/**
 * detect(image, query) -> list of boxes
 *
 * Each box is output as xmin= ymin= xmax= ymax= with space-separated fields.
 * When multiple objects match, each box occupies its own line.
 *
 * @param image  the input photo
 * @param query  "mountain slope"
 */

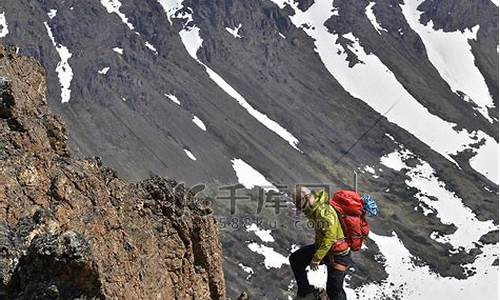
xmin=0 ymin=0 xmax=498 ymax=299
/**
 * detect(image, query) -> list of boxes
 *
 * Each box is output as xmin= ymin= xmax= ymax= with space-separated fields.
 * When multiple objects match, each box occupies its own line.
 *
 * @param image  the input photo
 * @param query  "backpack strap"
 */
xmin=332 ymin=263 xmax=348 ymax=272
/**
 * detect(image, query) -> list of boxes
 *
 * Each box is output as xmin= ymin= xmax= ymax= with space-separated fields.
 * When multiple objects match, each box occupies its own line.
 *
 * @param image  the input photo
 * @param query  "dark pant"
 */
xmin=289 ymin=244 xmax=352 ymax=299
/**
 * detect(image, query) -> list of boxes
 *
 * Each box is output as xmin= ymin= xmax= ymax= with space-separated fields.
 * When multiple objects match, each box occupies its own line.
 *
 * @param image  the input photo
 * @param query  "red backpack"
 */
xmin=329 ymin=190 xmax=369 ymax=251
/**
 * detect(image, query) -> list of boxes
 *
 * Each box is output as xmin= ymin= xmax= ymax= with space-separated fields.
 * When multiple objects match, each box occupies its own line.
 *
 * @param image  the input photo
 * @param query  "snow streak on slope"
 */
xmin=100 ymin=0 xmax=135 ymax=31
xmin=231 ymin=158 xmax=277 ymax=190
xmin=165 ymin=93 xmax=181 ymax=105
xmin=401 ymin=0 xmax=495 ymax=123
xmin=226 ymin=24 xmax=243 ymax=38
xmin=267 ymin=0 xmax=498 ymax=183
xmin=44 ymin=19 xmax=73 ymax=103
xmin=184 ymin=148 xmax=197 ymax=160
xmin=365 ymin=2 xmax=387 ymax=35
xmin=345 ymin=232 xmax=499 ymax=300
xmin=203 ymin=66 xmax=301 ymax=151
xmin=192 ymin=115 xmax=207 ymax=131
xmin=0 ymin=12 xmax=8 ymax=38
xmin=380 ymin=141 xmax=497 ymax=250
xmin=162 ymin=3 xmax=301 ymax=151
xmin=144 ymin=41 xmax=158 ymax=54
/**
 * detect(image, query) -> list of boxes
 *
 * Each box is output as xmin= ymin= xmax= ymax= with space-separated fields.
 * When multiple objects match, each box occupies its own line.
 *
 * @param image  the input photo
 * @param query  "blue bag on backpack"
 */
xmin=362 ymin=195 xmax=378 ymax=217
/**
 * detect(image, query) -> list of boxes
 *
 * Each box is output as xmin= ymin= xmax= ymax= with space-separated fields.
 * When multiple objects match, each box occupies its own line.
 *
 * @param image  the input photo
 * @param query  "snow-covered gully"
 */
xmin=43 ymin=10 xmax=73 ymax=104
xmin=401 ymin=0 xmax=496 ymax=124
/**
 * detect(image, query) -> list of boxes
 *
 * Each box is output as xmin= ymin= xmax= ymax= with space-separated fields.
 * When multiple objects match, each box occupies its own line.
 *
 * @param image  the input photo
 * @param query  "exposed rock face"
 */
xmin=0 ymin=45 xmax=225 ymax=299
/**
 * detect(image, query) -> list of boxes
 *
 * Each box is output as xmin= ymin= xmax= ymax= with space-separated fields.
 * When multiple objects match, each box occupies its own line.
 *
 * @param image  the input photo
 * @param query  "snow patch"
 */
xmin=145 ymin=41 xmax=158 ymax=54
xmin=0 ymin=12 xmax=8 ymax=38
xmin=345 ymin=232 xmax=499 ymax=299
xmin=113 ymin=47 xmax=124 ymax=55
xmin=380 ymin=149 xmax=411 ymax=171
xmin=100 ymin=0 xmax=135 ymax=31
xmin=156 ymin=0 xmax=184 ymax=25
xmin=289 ymin=243 xmax=329 ymax=288
xmin=483 ymin=185 xmax=493 ymax=193
xmin=238 ymin=263 xmax=254 ymax=280
xmin=307 ymin=265 xmax=328 ymax=289
xmin=192 ymin=115 xmax=207 ymax=131
xmin=48 ymin=9 xmax=57 ymax=19
xmin=231 ymin=158 xmax=277 ymax=191
xmin=380 ymin=144 xmax=497 ymax=250
xmin=365 ymin=2 xmax=387 ymax=35
xmin=247 ymin=242 xmax=288 ymax=269
xmin=290 ymin=244 xmax=300 ymax=253
xmin=44 ymin=22 xmax=73 ymax=103
xmin=179 ymin=26 xmax=204 ymax=59
xmin=246 ymin=223 xmax=275 ymax=243
xmin=363 ymin=165 xmax=379 ymax=178
xmin=225 ymin=23 xmax=243 ymax=38
xmin=98 ymin=67 xmax=110 ymax=75
xmin=364 ymin=165 xmax=376 ymax=174
xmin=467 ymin=134 xmax=499 ymax=183
xmin=401 ymin=0 xmax=495 ymax=123
xmin=165 ymin=93 xmax=181 ymax=105
xmin=184 ymin=148 xmax=197 ymax=161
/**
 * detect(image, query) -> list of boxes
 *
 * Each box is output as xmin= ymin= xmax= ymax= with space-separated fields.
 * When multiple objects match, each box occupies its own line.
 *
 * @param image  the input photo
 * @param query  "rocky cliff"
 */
xmin=0 ymin=45 xmax=225 ymax=299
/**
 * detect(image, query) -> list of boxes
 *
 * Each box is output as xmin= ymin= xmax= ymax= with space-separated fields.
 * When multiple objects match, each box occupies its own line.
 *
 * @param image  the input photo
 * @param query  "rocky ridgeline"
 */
xmin=0 ymin=45 xmax=225 ymax=299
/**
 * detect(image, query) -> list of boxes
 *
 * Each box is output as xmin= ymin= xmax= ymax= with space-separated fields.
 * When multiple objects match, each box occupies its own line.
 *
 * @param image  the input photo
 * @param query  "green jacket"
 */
xmin=305 ymin=190 xmax=345 ymax=261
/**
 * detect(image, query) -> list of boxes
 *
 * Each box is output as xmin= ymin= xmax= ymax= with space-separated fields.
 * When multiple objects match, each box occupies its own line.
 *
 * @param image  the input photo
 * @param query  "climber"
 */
xmin=289 ymin=185 xmax=352 ymax=300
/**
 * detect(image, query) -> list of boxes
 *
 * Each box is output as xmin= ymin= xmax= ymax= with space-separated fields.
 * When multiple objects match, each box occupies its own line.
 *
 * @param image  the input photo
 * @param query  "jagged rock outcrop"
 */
xmin=0 ymin=45 xmax=225 ymax=299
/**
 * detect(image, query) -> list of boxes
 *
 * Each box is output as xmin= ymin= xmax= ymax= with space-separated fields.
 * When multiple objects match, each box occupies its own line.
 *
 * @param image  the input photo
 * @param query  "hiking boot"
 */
xmin=294 ymin=293 xmax=316 ymax=300
xmin=314 ymin=287 xmax=329 ymax=299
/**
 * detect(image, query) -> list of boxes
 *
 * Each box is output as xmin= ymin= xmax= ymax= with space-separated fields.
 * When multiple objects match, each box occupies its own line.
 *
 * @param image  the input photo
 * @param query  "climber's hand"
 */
xmin=309 ymin=260 xmax=320 ymax=271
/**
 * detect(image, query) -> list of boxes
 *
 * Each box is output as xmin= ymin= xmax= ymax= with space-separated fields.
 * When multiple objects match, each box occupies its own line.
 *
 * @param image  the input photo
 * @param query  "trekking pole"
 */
xmin=353 ymin=170 xmax=358 ymax=193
